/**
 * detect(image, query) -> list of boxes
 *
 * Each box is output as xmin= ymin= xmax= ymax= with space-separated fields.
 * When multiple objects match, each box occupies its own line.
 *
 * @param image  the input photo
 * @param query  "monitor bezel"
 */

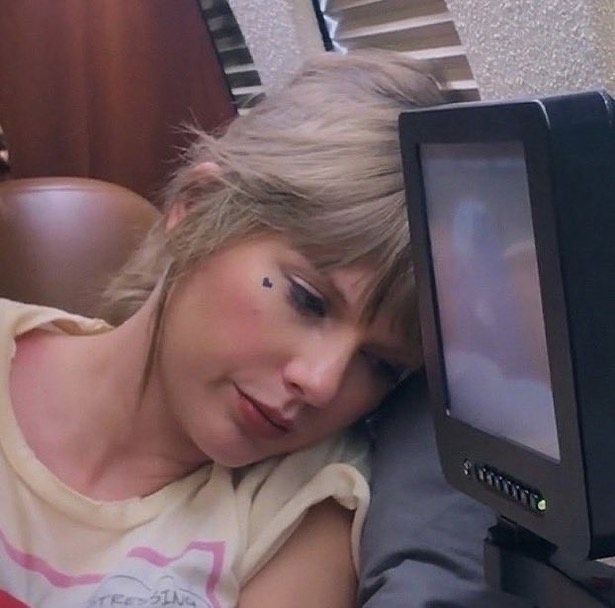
xmin=399 ymin=100 xmax=590 ymax=556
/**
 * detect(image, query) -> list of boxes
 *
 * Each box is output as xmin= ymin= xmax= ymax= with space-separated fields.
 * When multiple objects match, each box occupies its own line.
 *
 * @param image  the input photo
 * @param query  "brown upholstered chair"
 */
xmin=0 ymin=177 xmax=160 ymax=321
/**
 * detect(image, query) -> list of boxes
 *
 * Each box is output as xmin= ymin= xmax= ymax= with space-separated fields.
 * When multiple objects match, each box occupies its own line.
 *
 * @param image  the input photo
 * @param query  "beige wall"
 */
xmin=231 ymin=0 xmax=613 ymax=100
xmin=227 ymin=0 xmax=323 ymax=92
xmin=446 ymin=0 xmax=614 ymax=99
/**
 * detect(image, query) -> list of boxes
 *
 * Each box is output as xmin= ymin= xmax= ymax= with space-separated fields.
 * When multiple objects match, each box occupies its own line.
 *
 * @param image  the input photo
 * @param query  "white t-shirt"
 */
xmin=0 ymin=299 xmax=370 ymax=608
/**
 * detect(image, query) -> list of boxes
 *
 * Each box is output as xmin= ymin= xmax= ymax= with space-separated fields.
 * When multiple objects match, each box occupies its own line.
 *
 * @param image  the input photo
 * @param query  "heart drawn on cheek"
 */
xmin=262 ymin=277 xmax=274 ymax=289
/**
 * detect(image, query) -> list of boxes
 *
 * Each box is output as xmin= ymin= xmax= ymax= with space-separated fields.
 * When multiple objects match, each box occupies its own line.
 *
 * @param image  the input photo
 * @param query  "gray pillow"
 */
xmin=358 ymin=373 xmax=531 ymax=607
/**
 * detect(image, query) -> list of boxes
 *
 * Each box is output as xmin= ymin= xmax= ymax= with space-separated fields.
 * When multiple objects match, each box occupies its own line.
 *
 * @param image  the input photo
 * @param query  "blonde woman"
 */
xmin=1 ymin=51 xmax=443 ymax=607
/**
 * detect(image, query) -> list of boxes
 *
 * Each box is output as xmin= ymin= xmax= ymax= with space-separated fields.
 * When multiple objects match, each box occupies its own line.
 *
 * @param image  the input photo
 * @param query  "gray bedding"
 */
xmin=358 ymin=374 xmax=531 ymax=607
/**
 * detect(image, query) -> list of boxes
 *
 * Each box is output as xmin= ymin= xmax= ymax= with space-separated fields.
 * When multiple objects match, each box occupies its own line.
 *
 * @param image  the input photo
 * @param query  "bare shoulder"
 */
xmin=10 ymin=329 xmax=58 ymax=400
xmin=238 ymin=499 xmax=357 ymax=608
xmin=12 ymin=328 xmax=59 ymax=363
xmin=9 ymin=330 xmax=67 ymax=446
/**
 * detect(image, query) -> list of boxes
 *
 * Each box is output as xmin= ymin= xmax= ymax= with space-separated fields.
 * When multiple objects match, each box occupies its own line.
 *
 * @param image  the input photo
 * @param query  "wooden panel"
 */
xmin=0 ymin=0 xmax=236 ymax=200
xmin=84 ymin=0 xmax=236 ymax=199
xmin=0 ymin=1 xmax=90 ymax=178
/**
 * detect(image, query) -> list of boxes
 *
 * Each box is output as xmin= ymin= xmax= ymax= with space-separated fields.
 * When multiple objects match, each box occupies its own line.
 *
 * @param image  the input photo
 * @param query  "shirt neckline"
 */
xmin=0 ymin=300 xmax=212 ymax=530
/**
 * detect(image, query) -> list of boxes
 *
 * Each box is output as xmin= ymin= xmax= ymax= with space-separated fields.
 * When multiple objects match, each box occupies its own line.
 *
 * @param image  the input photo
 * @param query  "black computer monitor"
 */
xmin=399 ymin=91 xmax=615 ymax=558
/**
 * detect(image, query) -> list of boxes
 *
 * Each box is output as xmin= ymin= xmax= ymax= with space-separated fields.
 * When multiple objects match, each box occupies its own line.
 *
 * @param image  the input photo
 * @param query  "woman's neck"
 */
xmin=9 ymin=300 xmax=211 ymax=501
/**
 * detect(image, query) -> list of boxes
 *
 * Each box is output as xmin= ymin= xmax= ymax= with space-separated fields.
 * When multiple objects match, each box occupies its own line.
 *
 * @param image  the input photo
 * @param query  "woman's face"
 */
xmin=156 ymin=234 xmax=417 ymax=467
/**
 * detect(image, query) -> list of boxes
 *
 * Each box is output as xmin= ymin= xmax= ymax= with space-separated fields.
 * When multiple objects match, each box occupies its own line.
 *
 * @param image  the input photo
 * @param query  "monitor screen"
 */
xmin=420 ymin=140 xmax=560 ymax=461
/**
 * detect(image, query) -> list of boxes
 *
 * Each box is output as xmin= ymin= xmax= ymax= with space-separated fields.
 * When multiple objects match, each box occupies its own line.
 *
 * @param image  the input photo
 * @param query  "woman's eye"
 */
xmin=287 ymin=277 xmax=328 ymax=318
xmin=362 ymin=351 xmax=408 ymax=384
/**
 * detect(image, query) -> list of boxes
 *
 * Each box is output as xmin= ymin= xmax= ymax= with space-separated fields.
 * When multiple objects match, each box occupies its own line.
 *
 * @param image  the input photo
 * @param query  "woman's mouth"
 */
xmin=235 ymin=387 xmax=294 ymax=438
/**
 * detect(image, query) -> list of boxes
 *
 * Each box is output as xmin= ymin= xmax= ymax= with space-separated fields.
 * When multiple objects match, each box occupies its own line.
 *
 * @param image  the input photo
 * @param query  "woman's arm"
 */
xmin=238 ymin=498 xmax=357 ymax=608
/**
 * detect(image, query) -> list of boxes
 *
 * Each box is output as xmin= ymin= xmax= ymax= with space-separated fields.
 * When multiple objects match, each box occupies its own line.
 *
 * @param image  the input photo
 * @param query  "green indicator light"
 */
xmin=537 ymin=499 xmax=547 ymax=512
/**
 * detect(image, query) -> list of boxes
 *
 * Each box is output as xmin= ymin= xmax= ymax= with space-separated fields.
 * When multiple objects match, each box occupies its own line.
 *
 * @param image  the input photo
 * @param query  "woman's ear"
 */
xmin=166 ymin=201 xmax=187 ymax=231
xmin=165 ymin=161 xmax=222 ymax=232
xmin=189 ymin=161 xmax=222 ymax=180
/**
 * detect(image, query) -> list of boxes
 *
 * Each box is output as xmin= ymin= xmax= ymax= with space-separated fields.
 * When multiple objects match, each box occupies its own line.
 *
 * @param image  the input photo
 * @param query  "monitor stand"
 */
xmin=485 ymin=518 xmax=615 ymax=607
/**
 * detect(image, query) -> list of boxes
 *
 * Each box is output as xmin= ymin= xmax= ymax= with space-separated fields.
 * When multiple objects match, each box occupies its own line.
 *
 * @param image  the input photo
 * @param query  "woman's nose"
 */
xmin=282 ymin=338 xmax=355 ymax=408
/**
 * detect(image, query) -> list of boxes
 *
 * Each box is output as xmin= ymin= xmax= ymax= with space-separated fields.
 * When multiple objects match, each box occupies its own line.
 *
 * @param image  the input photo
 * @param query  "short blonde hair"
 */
xmin=102 ymin=50 xmax=445 ymax=351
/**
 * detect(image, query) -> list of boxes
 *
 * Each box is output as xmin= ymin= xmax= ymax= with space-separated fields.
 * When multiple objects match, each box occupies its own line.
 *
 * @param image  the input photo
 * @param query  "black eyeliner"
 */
xmin=286 ymin=276 xmax=328 ymax=318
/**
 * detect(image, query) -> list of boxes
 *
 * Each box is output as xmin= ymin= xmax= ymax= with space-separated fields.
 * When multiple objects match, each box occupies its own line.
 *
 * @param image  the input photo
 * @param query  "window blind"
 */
xmin=315 ymin=0 xmax=479 ymax=101
xmin=199 ymin=0 xmax=265 ymax=114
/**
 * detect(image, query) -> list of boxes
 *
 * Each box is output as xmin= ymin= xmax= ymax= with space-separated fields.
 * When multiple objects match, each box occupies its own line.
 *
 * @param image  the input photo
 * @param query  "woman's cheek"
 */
xmin=219 ymin=284 xmax=282 ymax=346
xmin=346 ymin=365 xmax=388 ymax=413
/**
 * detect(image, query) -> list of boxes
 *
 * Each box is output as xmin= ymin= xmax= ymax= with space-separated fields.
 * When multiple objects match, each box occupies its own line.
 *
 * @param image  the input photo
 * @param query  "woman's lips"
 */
xmin=235 ymin=387 xmax=294 ymax=437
